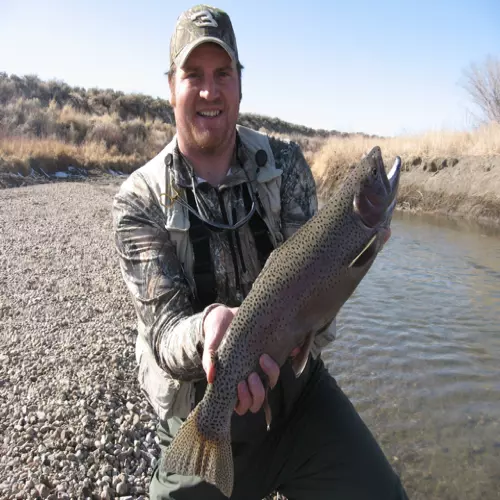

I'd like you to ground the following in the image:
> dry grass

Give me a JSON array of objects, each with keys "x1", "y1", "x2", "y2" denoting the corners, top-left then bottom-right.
[
  {"x1": 310, "y1": 122, "x2": 500, "y2": 195},
  {"x1": 0, "y1": 98, "x2": 176, "y2": 176},
  {"x1": 307, "y1": 121, "x2": 500, "y2": 224},
  {"x1": 0, "y1": 136, "x2": 146, "y2": 175},
  {"x1": 0, "y1": 77, "x2": 177, "y2": 176},
  {"x1": 263, "y1": 129, "x2": 330, "y2": 166},
  {"x1": 2, "y1": 70, "x2": 500, "y2": 225},
  {"x1": 0, "y1": 73, "x2": 345, "y2": 178}
]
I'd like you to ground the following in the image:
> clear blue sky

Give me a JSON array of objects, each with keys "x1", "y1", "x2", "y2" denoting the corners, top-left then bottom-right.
[{"x1": 1, "y1": 0, "x2": 499, "y2": 136}]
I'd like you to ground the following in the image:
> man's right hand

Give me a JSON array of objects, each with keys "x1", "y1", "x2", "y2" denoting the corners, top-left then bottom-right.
[
  {"x1": 202, "y1": 305, "x2": 280, "y2": 416},
  {"x1": 202, "y1": 305, "x2": 239, "y2": 384}
]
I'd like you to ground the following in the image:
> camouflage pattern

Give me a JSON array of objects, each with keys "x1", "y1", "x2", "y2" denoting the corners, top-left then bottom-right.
[
  {"x1": 112, "y1": 129, "x2": 336, "y2": 419},
  {"x1": 170, "y1": 4, "x2": 239, "y2": 69}
]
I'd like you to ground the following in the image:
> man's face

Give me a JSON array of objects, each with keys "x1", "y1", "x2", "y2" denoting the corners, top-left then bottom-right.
[{"x1": 170, "y1": 43, "x2": 240, "y2": 154}]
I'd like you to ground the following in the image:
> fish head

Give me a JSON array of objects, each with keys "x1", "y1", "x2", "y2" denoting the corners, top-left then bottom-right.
[
  {"x1": 353, "y1": 146, "x2": 401, "y2": 232},
  {"x1": 347, "y1": 146, "x2": 401, "y2": 270}
]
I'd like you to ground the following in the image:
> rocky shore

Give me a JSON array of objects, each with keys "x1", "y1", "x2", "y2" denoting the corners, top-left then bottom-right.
[
  {"x1": 1, "y1": 152, "x2": 499, "y2": 499},
  {"x1": 0, "y1": 180, "x2": 159, "y2": 500}
]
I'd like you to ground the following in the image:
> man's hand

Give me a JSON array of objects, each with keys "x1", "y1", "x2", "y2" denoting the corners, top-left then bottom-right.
[{"x1": 202, "y1": 305, "x2": 280, "y2": 416}]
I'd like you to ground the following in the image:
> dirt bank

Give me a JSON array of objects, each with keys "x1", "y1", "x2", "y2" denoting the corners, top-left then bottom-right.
[
  {"x1": 310, "y1": 154, "x2": 500, "y2": 227},
  {"x1": 310, "y1": 122, "x2": 500, "y2": 227},
  {"x1": 395, "y1": 155, "x2": 500, "y2": 226}
]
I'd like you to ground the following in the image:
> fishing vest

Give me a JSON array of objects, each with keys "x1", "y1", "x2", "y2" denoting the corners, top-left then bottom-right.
[
  {"x1": 184, "y1": 178, "x2": 276, "y2": 311},
  {"x1": 135, "y1": 125, "x2": 286, "y2": 421}
]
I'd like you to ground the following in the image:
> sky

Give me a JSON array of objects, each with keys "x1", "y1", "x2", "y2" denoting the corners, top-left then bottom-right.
[{"x1": 1, "y1": 0, "x2": 499, "y2": 137}]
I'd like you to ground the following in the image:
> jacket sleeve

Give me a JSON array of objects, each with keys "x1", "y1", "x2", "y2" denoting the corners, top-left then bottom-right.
[
  {"x1": 112, "y1": 171, "x2": 209, "y2": 382},
  {"x1": 275, "y1": 140, "x2": 319, "y2": 238}
]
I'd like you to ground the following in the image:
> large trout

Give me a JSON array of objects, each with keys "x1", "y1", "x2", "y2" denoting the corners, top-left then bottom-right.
[{"x1": 161, "y1": 146, "x2": 402, "y2": 497}]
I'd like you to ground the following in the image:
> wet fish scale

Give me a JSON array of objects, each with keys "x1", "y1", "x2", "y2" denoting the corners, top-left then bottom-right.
[{"x1": 161, "y1": 146, "x2": 402, "y2": 497}]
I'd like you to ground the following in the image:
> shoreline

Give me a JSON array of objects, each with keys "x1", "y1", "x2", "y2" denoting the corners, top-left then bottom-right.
[
  {"x1": 2, "y1": 154, "x2": 500, "y2": 228},
  {"x1": 395, "y1": 155, "x2": 500, "y2": 228},
  {"x1": 317, "y1": 154, "x2": 500, "y2": 229}
]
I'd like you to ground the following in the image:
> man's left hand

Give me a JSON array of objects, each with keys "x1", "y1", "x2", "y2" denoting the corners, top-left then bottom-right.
[{"x1": 202, "y1": 305, "x2": 281, "y2": 416}]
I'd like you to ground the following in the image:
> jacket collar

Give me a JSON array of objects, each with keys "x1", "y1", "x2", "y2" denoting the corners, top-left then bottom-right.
[{"x1": 164, "y1": 124, "x2": 282, "y2": 190}]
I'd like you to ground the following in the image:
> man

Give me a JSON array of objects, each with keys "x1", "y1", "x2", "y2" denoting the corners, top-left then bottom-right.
[{"x1": 112, "y1": 4, "x2": 408, "y2": 499}]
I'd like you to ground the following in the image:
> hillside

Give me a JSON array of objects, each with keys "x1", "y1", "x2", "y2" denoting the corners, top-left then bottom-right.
[
  {"x1": 0, "y1": 73, "x2": 350, "y2": 137},
  {"x1": 1, "y1": 72, "x2": 500, "y2": 226},
  {"x1": 0, "y1": 73, "x2": 356, "y2": 182}
]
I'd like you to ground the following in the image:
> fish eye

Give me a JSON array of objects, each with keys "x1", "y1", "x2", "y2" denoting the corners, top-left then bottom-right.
[{"x1": 372, "y1": 167, "x2": 378, "y2": 177}]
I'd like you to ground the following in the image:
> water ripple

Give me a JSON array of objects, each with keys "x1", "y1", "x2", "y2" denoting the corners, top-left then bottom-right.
[{"x1": 323, "y1": 212, "x2": 500, "y2": 499}]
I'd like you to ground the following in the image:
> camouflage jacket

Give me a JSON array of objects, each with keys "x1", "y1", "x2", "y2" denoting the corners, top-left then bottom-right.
[{"x1": 112, "y1": 125, "x2": 336, "y2": 421}]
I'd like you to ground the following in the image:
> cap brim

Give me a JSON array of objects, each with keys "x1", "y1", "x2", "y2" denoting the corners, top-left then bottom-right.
[{"x1": 175, "y1": 37, "x2": 237, "y2": 68}]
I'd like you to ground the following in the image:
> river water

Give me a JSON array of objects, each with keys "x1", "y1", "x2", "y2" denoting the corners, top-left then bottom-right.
[{"x1": 323, "y1": 212, "x2": 500, "y2": 500}]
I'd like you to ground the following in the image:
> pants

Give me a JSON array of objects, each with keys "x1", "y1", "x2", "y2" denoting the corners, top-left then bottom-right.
[{"x1": 149, "y1": 359, "x2": 409, "y2": 500}]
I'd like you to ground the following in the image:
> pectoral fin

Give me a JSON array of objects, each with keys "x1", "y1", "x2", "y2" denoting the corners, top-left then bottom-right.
[
  {"x1": 291, "y1": 330, "x2": 315, "y2": 378},
  {"x1": 348, "y1": 234, "x2": 377, "y2": 269}
]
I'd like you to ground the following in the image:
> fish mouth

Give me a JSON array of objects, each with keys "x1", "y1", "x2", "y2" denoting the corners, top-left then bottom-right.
[
  {"x1": 385, "y1": 156, "x2": 402, "y2": 216},
  {"x1": 354, "y1": 151, "x2": 402, "y2": 229}
]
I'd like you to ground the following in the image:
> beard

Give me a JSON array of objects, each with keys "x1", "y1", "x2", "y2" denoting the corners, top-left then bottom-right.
[
  {"x1": 170, "y1": 84, "x2": 239, "y2": 156},
  {"x1": 187, "y1": 125, "x2": 227, "y2": 154},
  {"x1": 174, "y1": 107, "x2": 236, "y2": 156}
]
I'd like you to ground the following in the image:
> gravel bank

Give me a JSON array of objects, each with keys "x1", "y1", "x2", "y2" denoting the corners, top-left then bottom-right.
[{"x1": 0, "y1": 179, "x2": 160, "y2": 499}]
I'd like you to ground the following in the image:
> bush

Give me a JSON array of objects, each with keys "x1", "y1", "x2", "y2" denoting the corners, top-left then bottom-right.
[
  {"x1": 462, "y1": 56, "x2": 500, "y2": 124},
  {"x1": 86, "y1": 119, "x2": 124, "y2": 150}
]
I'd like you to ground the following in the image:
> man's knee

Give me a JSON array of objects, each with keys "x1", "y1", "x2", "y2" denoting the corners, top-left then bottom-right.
[{"x1": 276, "y1": 368, "x2": 408, "y2": 499}]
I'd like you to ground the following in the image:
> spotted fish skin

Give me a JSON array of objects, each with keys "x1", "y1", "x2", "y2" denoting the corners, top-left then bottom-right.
[{"x1": 161, "y1": 146, "x2": 402, "y2": 497}]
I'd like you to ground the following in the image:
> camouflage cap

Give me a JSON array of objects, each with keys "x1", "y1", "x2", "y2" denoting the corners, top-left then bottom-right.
[{"x1": 169, "y1": 5, "x2": 239, "y2": 69}]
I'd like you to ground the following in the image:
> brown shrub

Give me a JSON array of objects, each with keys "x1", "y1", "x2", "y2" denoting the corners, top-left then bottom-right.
[{"x1": 86, "y1": 118, "x2": 124, "y2": 150}]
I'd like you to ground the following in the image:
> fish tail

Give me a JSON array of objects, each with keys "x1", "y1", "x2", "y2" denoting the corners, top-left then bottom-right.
[{"x1": 161, "y1": 403, "x2": 234, "y2": 498}]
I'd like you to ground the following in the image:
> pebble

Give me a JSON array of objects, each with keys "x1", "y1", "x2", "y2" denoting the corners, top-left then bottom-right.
[
  {"x1": 0, "y1": 183, "x2": 160, "y2": 500},
  {"x1": 38, "y1": 484, "x2": 50, "y2": 498},
  {"x1": 24, "y1": 480, "x2": 35, "y2": 491},
  {"x1": 57, "y1": 482, "x2": 67, "y2": 492},
  {"x1": 116, "y1": 481, "x2": 129, "y2": 495},
  {"x1": 101, "y1": 485, "x2": 111, "y2": 500}
]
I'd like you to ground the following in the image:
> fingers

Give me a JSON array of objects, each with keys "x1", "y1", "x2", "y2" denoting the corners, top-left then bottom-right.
[
  {"x1": 234, "y1": 354, "x2": 280, "y2": 416},
  {"x1": 202, "y1": 307, "x2": 283, "y2": 417},
  {"x1": 234, "y1": 381, "x2": 250, "y2": 415},
  {"x1": 202, "y1": 306, "x2": 238, "y2": 380},
  {"x1": 259, "y1": 354, "x2": 279, "y2": 389},
  {"x1": 202, "y1": 345, "x2": 219, "y2": 383},
  {"x1": 235, "y1": 373, "x2": 265, "y2": 415},
  {"x1": 204, "y1": 352, "x2": 217, "y2": 384}
]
